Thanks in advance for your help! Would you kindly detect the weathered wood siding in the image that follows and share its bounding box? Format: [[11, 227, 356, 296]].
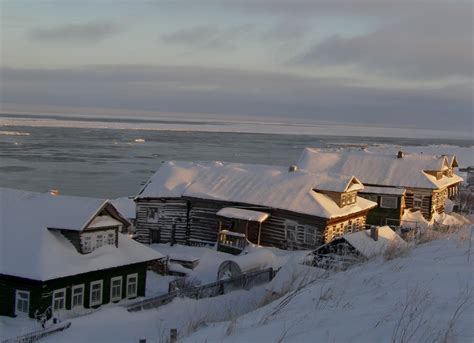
[[135, 199, 188, 244], [0, 263, 148, 319], [405, 188, 433, 219]]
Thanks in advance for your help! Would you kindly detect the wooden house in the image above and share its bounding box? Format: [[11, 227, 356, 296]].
[[309, 226, 407, 270], [0, 188, 163, 320], [134, 161, 377, 249], [296, 149, 463, 222]]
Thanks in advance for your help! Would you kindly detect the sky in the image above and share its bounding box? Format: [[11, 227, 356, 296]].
[[0, 0, 473, 133]]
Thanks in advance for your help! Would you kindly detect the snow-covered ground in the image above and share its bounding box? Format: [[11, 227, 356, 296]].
[[2, 226, 472, 342]]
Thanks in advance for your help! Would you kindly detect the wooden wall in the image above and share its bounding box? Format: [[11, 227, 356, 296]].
[[0, 263, 148, 319]]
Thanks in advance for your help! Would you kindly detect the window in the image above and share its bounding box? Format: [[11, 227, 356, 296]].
[[362, 194, 378, 203], [110, 276, 122, 302], [83, 236, 92, 252], [350, 192, 357, 204], [90, 280, 103, 306], [52, 288, 66, 311], [413, 195, 423, 209], [96, 235, 104, 248], [341, 194, 347, 206], [15, 290, 30, 316], [72, 285, 84, 308], [126, 274, 138, 298], [380, 196, 398, 209], [147, 208, 159, 223], [303, 226, 316, 245], [107, 233, 115, 245], [284, 221, 297, 243]]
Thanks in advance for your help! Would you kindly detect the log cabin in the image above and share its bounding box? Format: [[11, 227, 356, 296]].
[[296, 149, 463, 222], [134, 161, 377, 250], [0, 188, 163, 320]]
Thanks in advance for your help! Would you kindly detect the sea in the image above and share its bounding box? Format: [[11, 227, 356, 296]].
[[1, 114, 472, 199]]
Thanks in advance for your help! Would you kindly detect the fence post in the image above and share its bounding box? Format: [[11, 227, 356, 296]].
[[170, 329, 177, 343]]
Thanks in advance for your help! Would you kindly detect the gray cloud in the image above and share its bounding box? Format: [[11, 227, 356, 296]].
[[290, 6, 473, 79], [1, 65, 472, 132], [28, 21, 122, 42], [262, 21, 309, 42], [162, 24, 255, 50]]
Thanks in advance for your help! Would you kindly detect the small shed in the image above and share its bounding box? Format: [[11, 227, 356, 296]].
[[217, 249, 276, 280], [310, 226, 407, 270]]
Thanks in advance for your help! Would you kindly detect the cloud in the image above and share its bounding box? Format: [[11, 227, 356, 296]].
[[290, 6, 473, 79], [28, 21, 122, 42], [1, 65, 472, 132], [262, 21, 309, 42], [162, 24, 255, 50]]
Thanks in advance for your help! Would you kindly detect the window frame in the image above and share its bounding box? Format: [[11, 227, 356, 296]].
[[83, 236, 92, 252], [380, 196, 398, 209], [413, 195, 423, 209], [71, 284, 84, 308], [146, 207, 159, 224], [110, 276, 123, 302], [15, 290, 30, 316], [126, 274, 138, 299], [284, 220, 298, 243], [107, 232, 115, 245], [96, 234, 104, 248], [52, 288, 66, 312], [90, 280, 103, 307]]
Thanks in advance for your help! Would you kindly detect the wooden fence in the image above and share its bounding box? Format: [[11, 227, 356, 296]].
[[127, 268, 276, 312], [1, 321, 71, 343]]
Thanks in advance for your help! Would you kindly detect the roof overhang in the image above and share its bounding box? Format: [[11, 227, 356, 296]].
[[216, 207, 269, 223]]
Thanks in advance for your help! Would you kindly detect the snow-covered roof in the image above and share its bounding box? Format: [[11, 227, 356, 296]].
[[343, 226, 408, 258], [217, 208, 269, 223], [297, 148, 463, 189], [111, 197, 136, 219], [0, 188, 163, 281], [137, 161, 377, 219], [360, 186, 406, 196]]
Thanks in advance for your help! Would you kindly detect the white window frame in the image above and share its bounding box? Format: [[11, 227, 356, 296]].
[[380, 196, 398, 209], [90, 280, 103, 307], [126, 274, 138, 299], [83, 236, 92, 252], [52, 288, 66, 312], [146, 207, 159, 223], [303, 225, 316, 245], [96, 234, 104, 248], [107, 232, 115, 245], [413, 195, 423, 209], [71, 284, 84, 308], [15, 290, 30, 316], [110, 276, 123, 302], [284, 220, 298, 243]]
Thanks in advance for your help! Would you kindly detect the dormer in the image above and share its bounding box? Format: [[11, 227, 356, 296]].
[[314, 176, 364, 208], [49, 201, 130, 255]]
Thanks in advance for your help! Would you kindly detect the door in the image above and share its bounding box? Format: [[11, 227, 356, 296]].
[[15, 290, 30, 317], [151, 229, 160, 243]]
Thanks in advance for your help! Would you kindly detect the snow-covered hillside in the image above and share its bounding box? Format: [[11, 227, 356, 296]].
[[1, 227, 472, 342], [184, 228, 473, 343]]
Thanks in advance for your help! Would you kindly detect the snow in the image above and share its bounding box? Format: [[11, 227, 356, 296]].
[[218, 249, 278, 280], [360, 186, 406, 195], [0, 188, 163, 281], [400, 210, 431, 229], [138, 161, 376, 219], [343, 226, 408, 258], [297, 148, 464, 189], [217, 208, 269, 223], [4, 227, 469, 343], [219, 230, 246, 238], [111, 197, 136, 220]]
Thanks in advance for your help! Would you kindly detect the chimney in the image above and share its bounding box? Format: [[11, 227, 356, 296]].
[[397, 151, 404, 159], [289, 165, 298, 172], [370, 226, 379, 241]]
